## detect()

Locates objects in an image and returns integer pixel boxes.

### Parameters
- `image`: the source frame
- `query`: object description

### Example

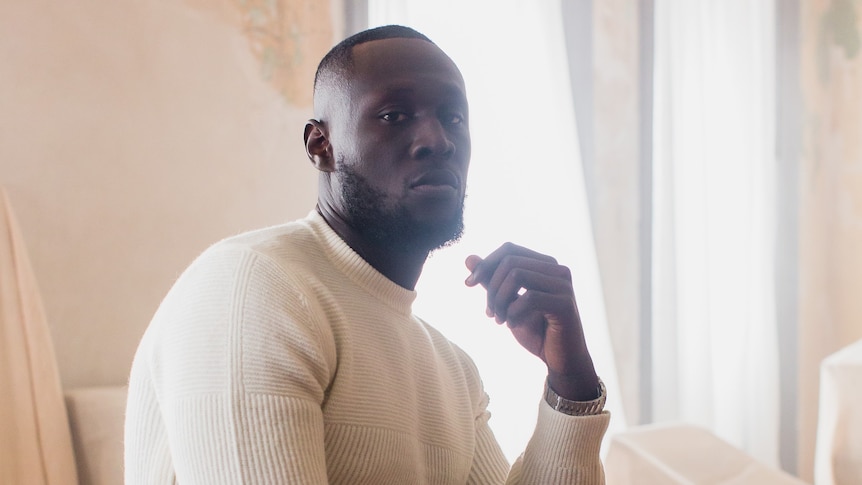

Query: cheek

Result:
[352,147,407,181]
[457,131,471,157]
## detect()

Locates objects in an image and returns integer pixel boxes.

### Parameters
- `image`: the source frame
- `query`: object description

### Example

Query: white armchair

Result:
[815,338,862,485]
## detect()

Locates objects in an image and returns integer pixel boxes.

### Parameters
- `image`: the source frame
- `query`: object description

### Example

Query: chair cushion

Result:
[605,423,807,484]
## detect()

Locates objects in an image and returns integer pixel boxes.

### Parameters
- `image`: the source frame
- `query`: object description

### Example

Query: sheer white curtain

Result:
[368,0,626,462]
[652,0,779,466]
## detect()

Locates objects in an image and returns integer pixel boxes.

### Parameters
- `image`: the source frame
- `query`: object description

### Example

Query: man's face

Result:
[324,38,471,252]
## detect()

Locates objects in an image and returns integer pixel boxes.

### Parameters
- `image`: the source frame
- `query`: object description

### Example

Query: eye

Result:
[380,111,410,123]
[443,112,466,126]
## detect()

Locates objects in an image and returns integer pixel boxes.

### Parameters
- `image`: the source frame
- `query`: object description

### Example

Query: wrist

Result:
[544,376,606,416]
[547,369,600,401]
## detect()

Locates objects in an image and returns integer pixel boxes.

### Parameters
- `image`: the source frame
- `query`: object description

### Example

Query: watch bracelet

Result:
[543,377,606,416]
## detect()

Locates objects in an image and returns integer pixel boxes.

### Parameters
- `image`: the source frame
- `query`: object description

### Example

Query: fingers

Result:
[489,262,572,324]
[464,242,573,325]
[464,242,557,287]
[464,242,595,385]
[504,287,574,328]
[464,254,483,277]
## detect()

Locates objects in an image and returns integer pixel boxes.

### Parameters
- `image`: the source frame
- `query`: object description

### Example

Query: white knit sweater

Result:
[124,212,609,484]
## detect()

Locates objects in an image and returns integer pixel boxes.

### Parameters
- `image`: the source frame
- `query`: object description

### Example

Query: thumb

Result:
[464,255,483,286]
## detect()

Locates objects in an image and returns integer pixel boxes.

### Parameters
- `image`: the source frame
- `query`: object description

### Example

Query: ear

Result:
[304,119,335,173]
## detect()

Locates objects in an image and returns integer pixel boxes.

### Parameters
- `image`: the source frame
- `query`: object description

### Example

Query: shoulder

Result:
[140,217,338,396]
[147,216,334,348]
[206,216,322,266]
[179,216,331,291]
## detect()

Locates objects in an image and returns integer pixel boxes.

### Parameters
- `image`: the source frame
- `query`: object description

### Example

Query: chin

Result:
[339,166,465,252]
[371,209,464,253]
[413,213,465,252]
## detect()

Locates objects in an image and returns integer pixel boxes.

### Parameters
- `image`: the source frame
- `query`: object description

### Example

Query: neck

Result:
[316,205,428,290]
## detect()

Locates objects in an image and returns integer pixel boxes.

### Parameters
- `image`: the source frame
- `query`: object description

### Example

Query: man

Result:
[125,25,609,484]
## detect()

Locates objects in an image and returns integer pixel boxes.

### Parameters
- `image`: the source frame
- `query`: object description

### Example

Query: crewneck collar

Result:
[305,211,417,315]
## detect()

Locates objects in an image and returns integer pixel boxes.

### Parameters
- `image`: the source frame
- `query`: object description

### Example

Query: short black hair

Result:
[313,25,434,94]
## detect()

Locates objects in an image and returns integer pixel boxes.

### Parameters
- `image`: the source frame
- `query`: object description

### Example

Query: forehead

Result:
[348,38,466,100]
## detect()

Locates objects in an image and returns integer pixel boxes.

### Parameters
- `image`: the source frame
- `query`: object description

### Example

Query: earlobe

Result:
[304,120,335,172]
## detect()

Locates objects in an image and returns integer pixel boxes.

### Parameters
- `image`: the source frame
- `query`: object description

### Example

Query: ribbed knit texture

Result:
[124,211,609,484]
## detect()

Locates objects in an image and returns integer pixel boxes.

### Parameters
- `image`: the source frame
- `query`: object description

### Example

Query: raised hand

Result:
[464,242,600,401]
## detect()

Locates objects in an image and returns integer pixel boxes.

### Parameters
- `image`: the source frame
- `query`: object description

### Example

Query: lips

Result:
[409,169,460,190]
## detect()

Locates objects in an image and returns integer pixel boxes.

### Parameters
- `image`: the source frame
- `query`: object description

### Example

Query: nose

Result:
[410,116,455,161]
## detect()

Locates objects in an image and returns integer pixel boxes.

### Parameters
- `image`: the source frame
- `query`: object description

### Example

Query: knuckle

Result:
[498,255,515,274]
[510,267,526,282]
[494,293,509,310]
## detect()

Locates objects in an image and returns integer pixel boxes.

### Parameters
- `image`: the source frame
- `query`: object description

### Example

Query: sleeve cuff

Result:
[525,399,610,467]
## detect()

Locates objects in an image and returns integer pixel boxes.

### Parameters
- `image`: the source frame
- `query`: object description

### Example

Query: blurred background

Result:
[2,0,861,483]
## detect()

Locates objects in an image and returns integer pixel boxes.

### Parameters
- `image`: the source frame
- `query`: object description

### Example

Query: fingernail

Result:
[486,307,494,318]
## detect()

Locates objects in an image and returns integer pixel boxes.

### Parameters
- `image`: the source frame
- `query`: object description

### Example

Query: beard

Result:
[337,163,465,254]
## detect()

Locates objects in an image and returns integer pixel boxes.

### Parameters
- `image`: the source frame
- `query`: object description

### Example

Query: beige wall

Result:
[799,0,862,480]
[0,0,338,389]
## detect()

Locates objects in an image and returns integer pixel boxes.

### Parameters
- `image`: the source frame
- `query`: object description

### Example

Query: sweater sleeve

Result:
[507,404,610,484]
[463,362,610,484]
[137,245,337,484]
